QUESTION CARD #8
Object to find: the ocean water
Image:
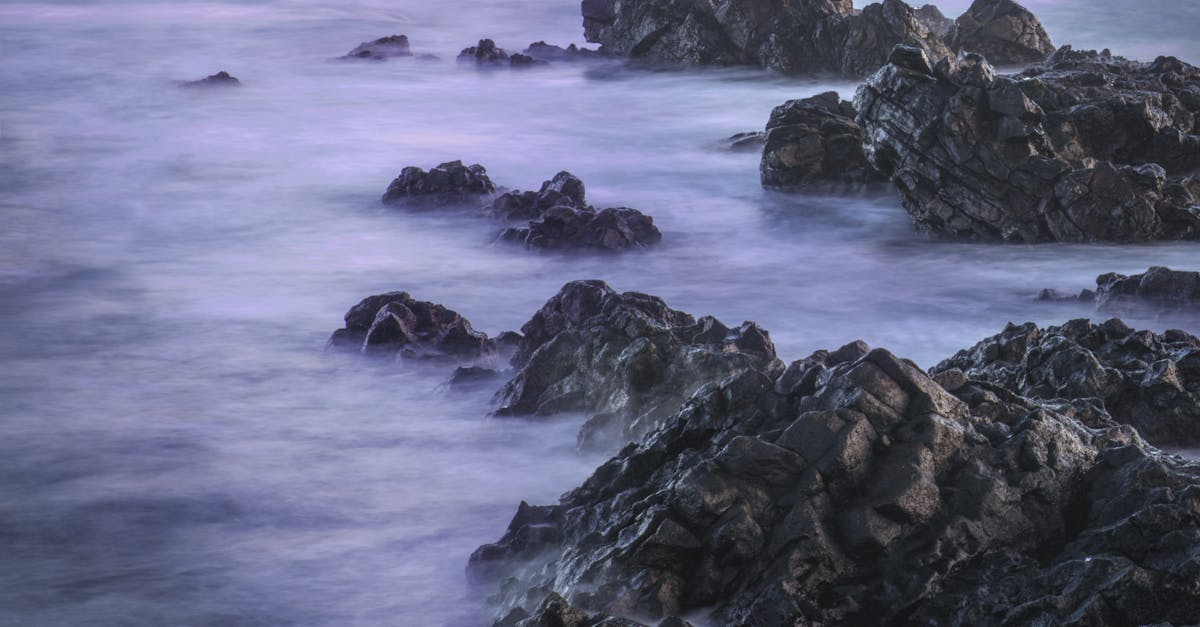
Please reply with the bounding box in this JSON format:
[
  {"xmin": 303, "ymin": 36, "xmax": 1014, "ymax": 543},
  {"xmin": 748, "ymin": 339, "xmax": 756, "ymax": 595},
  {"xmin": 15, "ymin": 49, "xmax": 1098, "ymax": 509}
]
[{"xmin": 1, "ymin": 1, "xmax": 1198, "ymax": 625}]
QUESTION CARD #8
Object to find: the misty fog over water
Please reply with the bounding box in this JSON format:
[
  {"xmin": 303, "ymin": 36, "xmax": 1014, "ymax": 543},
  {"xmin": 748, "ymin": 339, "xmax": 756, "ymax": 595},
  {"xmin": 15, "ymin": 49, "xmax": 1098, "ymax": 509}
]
[{"xmin": 2, "ymin": 1, "xmax": 1199, "ymax": 624}]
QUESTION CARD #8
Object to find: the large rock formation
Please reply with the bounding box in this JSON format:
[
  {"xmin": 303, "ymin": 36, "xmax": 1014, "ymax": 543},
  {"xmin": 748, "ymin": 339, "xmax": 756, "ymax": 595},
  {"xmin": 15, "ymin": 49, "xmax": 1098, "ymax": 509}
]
[
  {"xmin": 1096, "ymin": 266, "xmax": 1200, "ymax": 315},
  {"xmin": 759, "ymin": 91, "xmax": 886, "ymax": 190},
  {"xmin": 934, "ymin": 318, "xmax": 1200, "ymax": 447},
  {"xmin": 855, "ymin": 45, "xmax": 1200, "ymax": 242},
  {"xmin": 473, "ymin": 340, "xmax": 1200, "ymax": 625},
  {"xmin": 328, "ymin": 292, "xmax": 498, "ymax": 364},
  {"xmin": 493, "ymin": 280, "xmax": 781, "ymax": 448},
  {"xmin": 381, "ymin": 160, "xmax": 496, "ymax": 208},
  {"xmin": 579, "ymin": 0, "xmax": 1050, "ymax": 77}
]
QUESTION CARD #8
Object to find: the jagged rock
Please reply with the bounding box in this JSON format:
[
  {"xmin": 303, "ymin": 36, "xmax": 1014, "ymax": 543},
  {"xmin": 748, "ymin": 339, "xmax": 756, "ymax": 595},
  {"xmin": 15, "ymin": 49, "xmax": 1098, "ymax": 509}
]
[
  {"xmin": 499, "ymin": 207, "xmax": 661, "ymax": 252},
  {"xmin": 328, "ymin": 292, "xmax": 496, "ymax": 364},
  {"xmin": 933, "ymin": 318, "xmax": 1200, "ymax": 446},
  {"xmin": 579, "ymin": 0, "xmax": 1049, "ymax": 77},
  {"xmin": 855, "ymin": 46, "xmax": 1200, "ymax": 242},
  {"xmin": 181, "ymin": 71, "xmax": 240, "ymax": 87},
  {"xmin": 341, "ymin": 35, "xmax": 413, "ymax": 60},
  {"xmin": 459, "ymin": 39, "xmax": 511, "ymax": 65},
  {"xmin": 381, "ymin": 160, "xmax": 496, "ymax": 208},
  {"xmin": 719, "ymin": 131, "xmax": 766, "ymax": 152},
  {"xmin": 474, "ymin": 339, "xmax": 1200, "ymax": 625},
  {"xmin": 949, "ymin": 0, "xmax": 1054, "ymax": 66},
  {"xmin": 759, "ymin": 91, "xmax": 886, "ymax": 190},
  {"xmin": 491, "ymin": 172, "xmax": 589, "ymax": 223},
  {"xmin": 492, "ymin": 280, "xmax": 782, "ymax": 448},
  {"xmin": 1096, "ymin": 266, "xmax": 1200, "ymax": 314},
  {"xmin": 522, "ymin": 42, "xmax": 605, "ymax": 63}
]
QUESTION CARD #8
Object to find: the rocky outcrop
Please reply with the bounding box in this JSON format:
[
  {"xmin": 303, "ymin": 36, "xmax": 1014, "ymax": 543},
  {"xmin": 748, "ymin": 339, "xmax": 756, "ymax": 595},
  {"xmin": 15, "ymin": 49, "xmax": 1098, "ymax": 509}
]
[
  {"xmin": 181, "ymin": 71, "xmax": 240, "ymax": 87},
  {"xmin": 458, "ymin": 39, "xmax": 546, "ymax": 68},
  {"xmin": 522, "ymin": 42, "xmax": 605, "ymax": 63},
  {"xmin": 949, "ymin": 0, "xmax": 1054, "ymax": 66},
  {"xmin": 341, "ymin": 35, "xmax": 413, "ymax": 60},
  {"xmin": 1096, "ymin": 266, "xmax": 1200, "ymax": 314},
  {"xmin": 934, "ymin": 318, "xmax": 1200, "ymax": 446},
  {"xmin": 579, "ymin": 0, "xmax": 1050, "ymax": 77},
  {"xmin": 328, "ymin": 292, "xmax": 498, "ymax": 364},
  {"xmin": 381, "ymin": 160, "xmax": 496, "ymax": 208},
  {"xmin": 719, "ymin": 131, "xmax": 766, "ymax": 152},
  {"xmin": 473, "ymin": 339, "xmax": 1200, "ymax": 625},
  {"xmin": 493, "ymin": 280, "xmax": 782, "ymax": 449},
  {"xmin": 855, "ymin": 45, "xmax": 1200, "ymax": 242},
  {"xmin": 760, "ymin": 91, "xmax": 886, "ymax": 190},
  {"xmin": 490, "ymin": 172, "xmax": 588, "ymax": 223}
]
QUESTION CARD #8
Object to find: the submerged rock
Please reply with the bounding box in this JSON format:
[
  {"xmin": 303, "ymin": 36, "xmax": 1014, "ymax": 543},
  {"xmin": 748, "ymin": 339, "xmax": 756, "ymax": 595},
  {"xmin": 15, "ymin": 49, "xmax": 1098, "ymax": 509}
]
[
  {"xmin": 522, "ymin": 41, "xmax": 605, "ymax": 63},
  {"xmin": 474, "ymin": 339, "xmax": 1200, "ymax": 625},
  {"xmin": 1096, "ymin": 266, "xmax": 1200, "ymax": 314},
  {"xmin": 759, "ymin": 91, "xmax": 886, "ymax": 190},
  {"xmin": 934, "ymin": 318, "xmax": 1200, "ymax": 446},
  {"xmin": 181, "ymin": 71, "xmax": 240, "ymax": 87},
  {"xmin": 458, "ymin": 39, "xmax": 546, "ymax": 68},
  {"xmin": 949, "ymin": 0, "xmax": 1054, "ymax": 66},
  {"xmin": 493, "ymin": 280, "xmax": 781, "ymax": 449},
  {"xmin": 328, "ymin": 292, "xmax": 497, "ymax": 364},
  {"xmin": 381, "ymin": 160, "xmax": 496, "ymax": 208},
  {"xmin": 719, "ymin": 131, "xmax": 767, "ymax": 152},
  {"xmin": 341, "ymin": 35, "xmax": 413, "ymax": 60},
  {"xmin": 490, "ymin": 171, "xmax": 589, "ymax": 223},
  {"xmin": 855, "ymin": 46, "xmax": 1200, "ymax": 242}
]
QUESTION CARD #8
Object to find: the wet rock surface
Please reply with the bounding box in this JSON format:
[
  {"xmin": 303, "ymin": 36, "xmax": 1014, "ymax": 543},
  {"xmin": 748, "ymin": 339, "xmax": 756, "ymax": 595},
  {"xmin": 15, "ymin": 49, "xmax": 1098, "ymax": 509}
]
[
  {"xmin": 949, "ymin": 0, "xmax": 1054, "ymax": 66},
  {"xmin": 1096, "ymin": 266, "xmax": 1200, "ymax": 315},
  {"xmin": 934, "ymin": 318, "xmax": 1200, "ymax": 446},
  {"xmin": 181, "ymin": 71, "xmax": 240, "ymax": 87},
  {"xmin": 459, "ymin": 39, "xmax": 547, "ymax": 68},
  {"xmin": 380, "ymin": 160, "xmax": 496, "ymax": 208},
  {"xmin": 341, "ymin": 35, "xmax": 413, "ymax": 60},
  {"xmin": 474, "ymin": 339, "xmax": 1200, "ymax": 625},
  {"xmin": 760, "ymin": 91, "xmax": 886, "ymax": 190},
  {"xmin": 855, "ymin": 46, "xmax": 1200, "ymax": 242},
  {"xmin": 328, "ymin": 292, "xmax": 497, "ymax": 364},
  {"xmin": 522, "ymin": 41, "xmax": 606, "ymax": 63},
  {"xmin": 493, "ymin": 280, "xmax": 782, "ymax": 449}
]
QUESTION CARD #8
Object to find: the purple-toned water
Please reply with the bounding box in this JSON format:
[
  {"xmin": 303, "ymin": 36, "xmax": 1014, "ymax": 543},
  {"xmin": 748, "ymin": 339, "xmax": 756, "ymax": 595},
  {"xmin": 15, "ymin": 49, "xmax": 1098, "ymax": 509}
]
[{"xmin": 1, "ymin": 1, "xmax": 1197, "ymax": 624}]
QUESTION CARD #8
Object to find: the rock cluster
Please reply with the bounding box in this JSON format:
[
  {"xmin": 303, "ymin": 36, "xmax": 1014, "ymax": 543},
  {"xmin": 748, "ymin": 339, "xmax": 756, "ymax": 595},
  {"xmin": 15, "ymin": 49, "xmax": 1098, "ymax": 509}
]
[
  {"xmin": 934, "ymin": 318, "xmax": 1200, "ymax": 446},
  {"xmin": 522, "ymin": 41, "xmax": 606, "ymax": 63},
  {"xmin": 474, "ymin": 338, "xmax": 1200, "ymax": 625},
  {"xmin": 380, "ymin": 160, "xmax": 496, "ymax": 208},
  {"xmin": 181, "ymin": 71, "xmax": 240, "ymax": 88},
  {"xmin": 328, "ymin": 292, "xmax": 498, "ymax": 364},
  {"xmin": 341, "ymin": 35, "xmax": 413, "ymax": 60},
  {"xmin": 580, "ymin": 0, "xmax": 1052, "ymax": 77},
  {"xmin": 458, "ymin": 39, "xmax": 545, "ymax": 68},
  {"xmin": 494, "ymin": 280, "xmax": 781, "ymax": 448},
  {"xmin": 1096, "ymin": 266, "xmax": 1200, "ymax": 314},
  {"xmin": 855, "ymin": 45, "xmax": 1200, "ymax": 242},
  {"xmin": 759, "ymin": 91, "xmax": 886, "ymax": 190}
]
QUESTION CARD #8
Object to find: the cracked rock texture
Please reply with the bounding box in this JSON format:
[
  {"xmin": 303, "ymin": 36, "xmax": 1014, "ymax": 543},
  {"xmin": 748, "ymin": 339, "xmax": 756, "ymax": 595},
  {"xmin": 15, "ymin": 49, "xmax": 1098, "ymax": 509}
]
[
  {"xmin": 759, "ymin": 91, "xmax": 886, "ymax": 190},
  {"xmin": 328, "ymin": 292, "xmax": 497, "ymax": 364},
  {"xmin": 1096, "ymin": 266, "xmax": 1200, "ymax": 315},
  {"xmin": 934, "ymin": 318, "xmax": 1200, "ymax": 447},
  {"xmin": 381, "ymin": 160, "xmax": 496, "ymax": 208},
  {"xmin": 855, "ymin": 45, "xmax": 1200, "ymax": 242},
  {"xmin": 949, "ymin": 0, "xmax": 1054, "ymax": 66},
  {"xmin": 473, "ymin": 339, "xmax": 1200, "ymax": 625}
]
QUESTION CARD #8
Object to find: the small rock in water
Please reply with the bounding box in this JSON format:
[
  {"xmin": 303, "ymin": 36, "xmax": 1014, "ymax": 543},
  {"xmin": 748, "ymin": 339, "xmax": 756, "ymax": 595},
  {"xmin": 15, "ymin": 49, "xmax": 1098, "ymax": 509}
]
[
  {"xmin": 341, "ymin": 35, "xmax": 413, "ymax": 60},
  {"xmin": 181, "ymin": 70, "xmax": 240, "ymax": 88},
  {"xmin": 381, "ymin": 160, "xmax": 496, "ymax": 209},
  {"xmin": 328, "ymin": 291, "xmax": 498, "ymax": 365},
  {"xmin": 458, "ymin": 39, "xmax": 546, "ymax": 68},
  {"xmin": 521, "ymin": 41, "xmax": 605, "ymax": 63},
  {"xmin": 1096, "ymin": 266, "xmax": 1200, "ymax": 314}
]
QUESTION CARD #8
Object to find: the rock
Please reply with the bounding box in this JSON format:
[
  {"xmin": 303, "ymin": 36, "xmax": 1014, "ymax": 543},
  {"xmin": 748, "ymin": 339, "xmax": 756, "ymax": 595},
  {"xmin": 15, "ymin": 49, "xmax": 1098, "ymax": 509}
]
[
  {"xmin": 492, "ymin": 280, "xmax": 782, "ymax": 449},
  {"xmin": 458, "ymin": 39, "xmax": 547, "ymax": 67},
  {"xmin": 855, "ymin": 46, "xmax": 1200, "ymax": 242},
  {"xmin": 341, "ymin": 35, "xmax": 413, "ymax": 60},
  {"xmin": 933, "ymin": 318, "xmax": 1200, "ymax": 446},
  {"xmin": 474, "ymin": 339, "xmax": 1200, "ymax": 625},
  {"xmin": 816, "ymin": 0, "xmax": 953, "ymax": 78},
  {"xmin": 499, "ymin": 206, "xmax": 662, "ymax": 252},
  {"xmin": 490, "ymin": 172, "xmax": 589, "ymax": 223},
  {"xmin": 328, "ymin": 292, "xmax": 497, "ymax": 364},
  {"xmin": 522, "ymin": 42, "xmax": 606, "ymax": 63},
  {"xmin": 915, "ymin": 4, "xmax": 954, "ymax": 38},
  {"xmin": 719, "ymin": 131, "xmax": 766, "ymax": 152},
  {"xmin": 759, "ymin": 91, "xmax": 886, "ymax": 190},
  {"xmin": 381, "ymin": 160, "xmax": 496, "ymax": 208},
  {"xmin": 1096, "ymin": 266, "xmax": 1200, "ymax": 314},
  {"xmin": 949, "ymin": 0, "xmax": 1054, "ymax": 66},
  {"xmin": 181, "ymin": 71, "xmax": 240, "ymax": 87}
]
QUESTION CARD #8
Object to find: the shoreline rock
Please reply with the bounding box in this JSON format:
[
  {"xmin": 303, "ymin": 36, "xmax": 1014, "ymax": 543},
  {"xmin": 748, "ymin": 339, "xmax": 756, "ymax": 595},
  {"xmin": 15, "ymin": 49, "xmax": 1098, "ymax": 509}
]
[
  {"xmin": 341, "ymin": 35, "xmax": 413, "ymax": 60},
  {"xmin": 759, "ymin": 91, "xmax": 887, "ymax": 191},
  {"xmin": 328, "ymin": 292, "xmax": 498, "ymax": 365},
  {"xmin": 181, "ymin": 71, "xmax": 240, "ymax": 88},
  {"xmin": 1039, "ymin": 267, "xmax": 1200, "ymax": 315},
  {"xmin": 381, "ymin": 160, "xmax": 496, "ymax": 209},
  {"xmin": 458, "ymin": 39, "xmax": 547, "ymax": 68}
]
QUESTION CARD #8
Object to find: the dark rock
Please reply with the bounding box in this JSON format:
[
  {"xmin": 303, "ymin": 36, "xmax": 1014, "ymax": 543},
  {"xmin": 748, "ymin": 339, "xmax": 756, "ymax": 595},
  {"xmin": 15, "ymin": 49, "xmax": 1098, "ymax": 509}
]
[
  {"xmin": 499, "ymin": 207, "xmax": 662, "ymax": 252},
  {"xmin": 759, "ymin": 91, "xmax": 886, "ymax": 190},
  {"xmin": 855, "ymin": 46, "xmax": 1200, "ymax": 242},
  {"xmin": 381, "ymin": 160, "xmax": 496, "ymax": 208},
  {"xmin": 341, "ymin": 35, "xmax": 413, "ymax": 60},
  {"xmin": 328, "ymin": 292, "xmax": 497, "ymax": 364},
  {"xmin": 493, "ymin": 280, "xmax": 782, "ymax": 448},
  {"xmin": 933, "ymin": 318, "xmax": 1200, "ymax": 446},
  {"xmin": 490, "ymin": 172, "xmax": 589, "ymax": 223},
  {"xmin": 523, "ymin": 42, "xmax": 606, "ymax": 63},
  {"xmin": 915, "ymin": 4, "xmax": 954, "ymax": 38},
  {"xmin": 719, "ymin": 131, "xmax": 766, "ymax": 152},
  {"xmin": 509, "ymin": 53, "xmax": 548, "ymax": 68},
  {"xmin": 181, "ymin": 71, "xmax": 240, "ymax": 88},
  {"xmin": 475, "ymin": 339, "xmax": 1200, "ymax": 624},
  {"xmin": 949, "ymin": 0, "xmax": 1054, "ymax": 66},
  {"xmin": 1096, "ymin": 266, "xmax": 1200, "ymax": 314},
  {"xmin": 459, "ymin": 39, "xmax": 540, "ymax": 68},
  {"xmin": 817, "ymin": 0, "xmax": 953, "ymax": 77}
]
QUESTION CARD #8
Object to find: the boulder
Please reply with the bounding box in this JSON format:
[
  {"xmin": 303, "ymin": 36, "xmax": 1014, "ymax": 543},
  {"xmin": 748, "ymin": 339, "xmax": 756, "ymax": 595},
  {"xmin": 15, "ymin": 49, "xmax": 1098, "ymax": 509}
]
[
  {"xmin": 181, "ymin": 71, "xmax": 240, "ymax": 88},
  {"xmin": 381, "ymin": 160, "xmax": 496, "ymax": 208},
  {"xmin": 718, "ymin": 131, "xmax": 766, "ymax": 152},
  {"xmin": 490, "ymin": 171, "xmax": 589, "ymax": 223},
  {"xmin": 474, "ymin": 340, "xmax": 1200, "ymax": 625},
  {"xmin": 949, "ymin": 0, "xmax": 1054, "ymax": 66},
  {"xmin": 341, "ymin": 35, "xmax": 413, "ymax": 60},
  {"xmin": 855, "ymin": 46, "xmax": 1200, "ymax": 242},
  {"xmin": 933, "ymin": 318, "xmax": 1200, "ymax": 446},
  {"xmin": 1096, "ymin": 266, "xmax": 1200, "ymax": 314},
  {"xmin": 328, "ymin": 292, "xmax": 497, "ymax": 364},
  {"xmin": 493, "ymin": 280, "xmax": 782, "ymax": 448},
  {"xmin": 458, "ymin": 39, "xmax": 547, "ymax": 67},
  {"xmin": 759, "ymin": 91, "xmax": 886, "ymax": 190}
]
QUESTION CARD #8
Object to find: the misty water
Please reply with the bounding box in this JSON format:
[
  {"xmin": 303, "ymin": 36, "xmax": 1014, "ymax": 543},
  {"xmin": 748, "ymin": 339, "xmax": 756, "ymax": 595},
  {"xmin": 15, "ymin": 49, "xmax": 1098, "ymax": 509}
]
[{"xmin": 2, "ymin": 1, "xmax": 1199, "ymax": 625}]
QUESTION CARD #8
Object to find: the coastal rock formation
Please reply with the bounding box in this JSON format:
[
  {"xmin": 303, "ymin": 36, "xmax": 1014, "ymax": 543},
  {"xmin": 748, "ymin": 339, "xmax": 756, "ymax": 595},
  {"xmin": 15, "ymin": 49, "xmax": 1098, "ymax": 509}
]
[
  {"xmin": 490, "ymin": 171, "xmax": 588, "ymax": 223},
  {"xmin": 855, "ymin": 46, "xmax": 1200, "ymax": 242},
  {"xmin": 1096, "ymin": 266, "xmax": 1200, "ymax": 314},
  {"xmin": 342, "ymin": 35, "xmax": 412, "ymax": 60},
  {"xmin": 474, "ymin": 340, "xmax": 1200, "ymax": 625},
  {"xmin": 459, "ymin": 39, "xmax": 546, "ymax": 68},
  {"xmin": 579, "ymin": 0, "xmax": 1050, "ymax": 76},
  {"xmin": 760, "ymin": 91, "xmax": 885, "ymax": 190},
  {"xmin": 181, "ymin": 71, "xmax": 240, "ymax": 87},
  {"xmin": 328, "ymin": 292, "xmax": 497, "ymax": 364},
  {"xmin": 493, "ymin": 280, "xmax": 782, "ymax": 448},
  {"xmin": 522, "ymin": 41, "xmax": 605, "ymax": 63},
  {"xmin": 934, "ymin": 318, "xmax": 1200, "ymax": 446},
  {"xmin": 381, "ymin": 160, "xmax": 496, "ymax": 208}
]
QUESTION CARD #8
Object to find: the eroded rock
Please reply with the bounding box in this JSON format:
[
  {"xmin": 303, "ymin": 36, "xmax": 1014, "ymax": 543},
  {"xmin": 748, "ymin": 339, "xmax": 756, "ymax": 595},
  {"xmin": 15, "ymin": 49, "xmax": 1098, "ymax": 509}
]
[
  {"xmin": 342, "ymin": 35, "xmax": 413, "ymax": 60},
  {"xmin": 1096, "ymin": 266, "xmax": 1200, "ymax": 315},
  {"xmin": 381, "ymin": 160, "xmax": 496, "ymax": 208},
  {"xmin": 759, "ymin": 91, "xmax": 886, "ymax": 190},
  {"xmin": 328, "ymin": 291, "xmax": 497, "ymax": 364},
  {"xmin": 949, "ymin": 0, "xmax": 1054, "ymax": 66}
]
